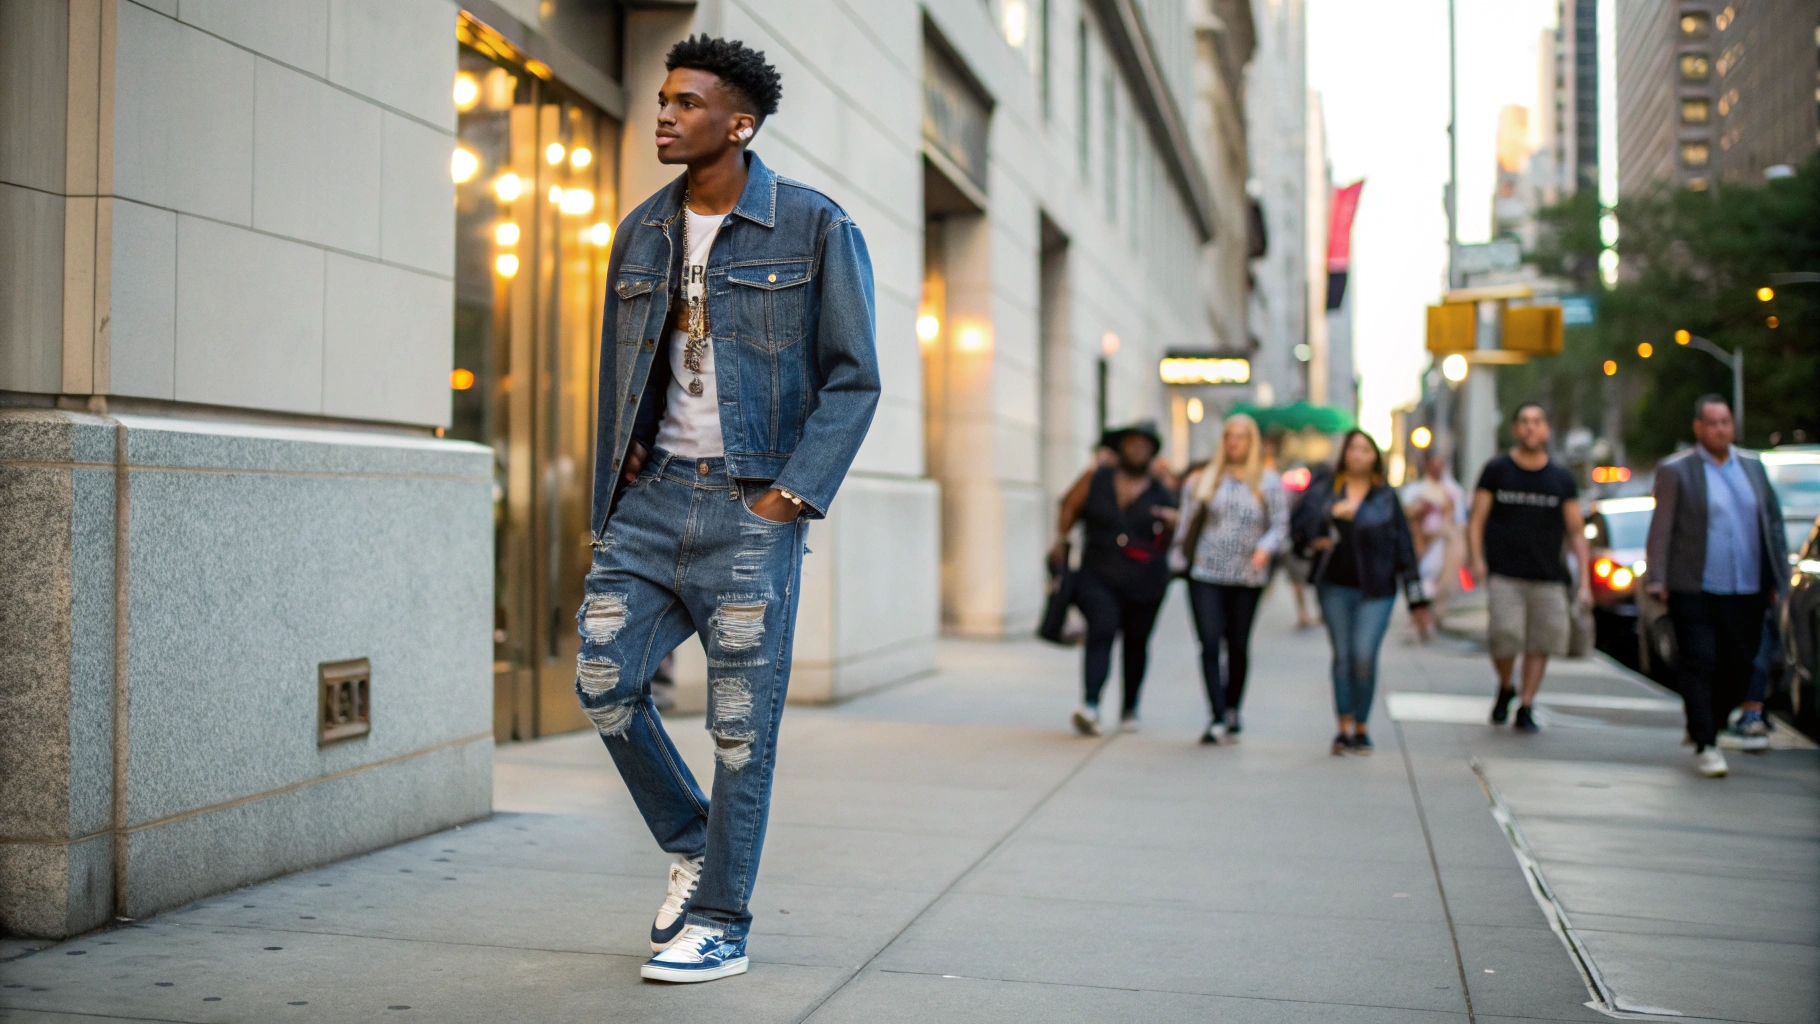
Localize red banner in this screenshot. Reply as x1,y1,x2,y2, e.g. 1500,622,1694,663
1326,180,1364,273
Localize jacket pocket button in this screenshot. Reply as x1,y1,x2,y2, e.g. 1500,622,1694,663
626,395,636,405
767,273,777,283
643,338,654,350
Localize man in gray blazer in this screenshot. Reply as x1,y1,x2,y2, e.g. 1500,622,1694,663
1646,395,1788,778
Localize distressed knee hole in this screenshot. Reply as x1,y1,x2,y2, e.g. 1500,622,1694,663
712,733,754,770
586,703,635,738
576,656,620,695
579,593,628,644
712,676,753,726
712,601,767,652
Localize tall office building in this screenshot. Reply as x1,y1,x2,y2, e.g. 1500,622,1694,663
1619,0,1820,195
1244,0,1307,407
1,0,1255,937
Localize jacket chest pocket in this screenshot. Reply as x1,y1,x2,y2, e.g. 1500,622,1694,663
726,261,811,352
615,275,662,345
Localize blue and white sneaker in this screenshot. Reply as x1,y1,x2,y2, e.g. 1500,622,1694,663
649,854,703,952
639,924,748,983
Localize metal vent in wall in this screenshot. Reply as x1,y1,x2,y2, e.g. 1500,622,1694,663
319,659,371,745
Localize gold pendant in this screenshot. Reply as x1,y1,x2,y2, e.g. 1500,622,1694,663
687,377,703,397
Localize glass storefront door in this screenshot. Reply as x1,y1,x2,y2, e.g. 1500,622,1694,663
452,16,620,741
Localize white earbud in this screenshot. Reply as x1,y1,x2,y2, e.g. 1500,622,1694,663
738,127,754,140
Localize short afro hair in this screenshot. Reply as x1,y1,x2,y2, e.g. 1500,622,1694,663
665,35,782,125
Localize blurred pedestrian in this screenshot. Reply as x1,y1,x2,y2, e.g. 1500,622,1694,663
1264,433,1320,629
1400,448,1466,638
1176,414,1288,743
1468,403,1591,734
1052,421,1179,736
1645,395,1788,778
1293,430,1432,755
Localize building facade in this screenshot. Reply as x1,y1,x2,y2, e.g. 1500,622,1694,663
1243,0,1306,408
1618,0,1820,196
1,0,1252,938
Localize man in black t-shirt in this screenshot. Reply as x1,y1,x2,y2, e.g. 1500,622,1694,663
1468,403,1592,732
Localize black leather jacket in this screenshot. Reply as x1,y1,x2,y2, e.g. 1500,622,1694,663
1291,472,1429,607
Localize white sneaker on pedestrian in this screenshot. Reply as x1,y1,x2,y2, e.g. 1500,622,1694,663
1118,713,1140,734
650,854,703,951
1695,748,1729,778
1071,705,1102,737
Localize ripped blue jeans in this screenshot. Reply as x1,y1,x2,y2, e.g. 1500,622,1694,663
575,447,806,941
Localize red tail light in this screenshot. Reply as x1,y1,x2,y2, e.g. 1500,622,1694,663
1282,467,1312,492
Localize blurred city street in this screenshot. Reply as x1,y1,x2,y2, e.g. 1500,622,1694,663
4,586,1814,1024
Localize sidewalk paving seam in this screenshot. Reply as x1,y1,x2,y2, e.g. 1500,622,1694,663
790,732,1119,1023
0,1009,193,1024
1395,719,1479,1024
870,966,1476,1017
934,886,1462,927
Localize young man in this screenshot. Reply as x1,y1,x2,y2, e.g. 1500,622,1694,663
1469,403,1591,732
575,37,878,982
1645,396,1787,777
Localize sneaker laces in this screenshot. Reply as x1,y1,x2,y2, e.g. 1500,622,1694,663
660,858,702,919
658,924,721,962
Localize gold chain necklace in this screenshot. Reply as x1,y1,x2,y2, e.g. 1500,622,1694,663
679,191,708,397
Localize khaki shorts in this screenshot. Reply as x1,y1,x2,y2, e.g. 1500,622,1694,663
1487,574,1570,658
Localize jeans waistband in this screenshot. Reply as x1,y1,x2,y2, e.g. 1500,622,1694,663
647,446,734,488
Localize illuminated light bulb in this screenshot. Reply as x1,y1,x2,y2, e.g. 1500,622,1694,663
558,187,594,215
453,72,480,112
548,185,564,204
915,315,940,342
1637,342,1654,358
450,368,476,390
483,67,515,109
571,147,593,169
1442,353,1469,382
495,253,519,278
1411,426,1433,449
1002,0,1029,47
1611,567,1633,588
957,326,987,353
1757,287,1774,302
588,222,612,247
545,142,565,165
450,147,479,183
1767,315,1780,328
1101,331,1120,355
1185,397,1204,424
1602,360,1617,375
494,173,523,202
494,221,520,246
1675,329,1691,345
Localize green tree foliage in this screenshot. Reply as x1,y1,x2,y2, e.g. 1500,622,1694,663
1507,159,1819,460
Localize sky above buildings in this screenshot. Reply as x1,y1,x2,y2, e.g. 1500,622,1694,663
1307,0,1558,445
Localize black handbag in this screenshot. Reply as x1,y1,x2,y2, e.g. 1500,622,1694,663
1037,542,1078,645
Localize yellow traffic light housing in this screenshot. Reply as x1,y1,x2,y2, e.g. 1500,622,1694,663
1425,303,1477,352
1502,305,1564,355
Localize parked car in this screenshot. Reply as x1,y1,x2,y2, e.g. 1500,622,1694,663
1585,496,1654,670
1779,515,1820,737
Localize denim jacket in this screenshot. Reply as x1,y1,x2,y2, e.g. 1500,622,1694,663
590,152,880,538
1291,472,1429,607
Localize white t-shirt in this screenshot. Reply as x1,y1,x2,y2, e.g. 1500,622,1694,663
655,208,726,457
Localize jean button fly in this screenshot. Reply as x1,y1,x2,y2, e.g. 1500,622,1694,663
698,461,709,475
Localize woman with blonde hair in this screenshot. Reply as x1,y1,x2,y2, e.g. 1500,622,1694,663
1177,413,1288,744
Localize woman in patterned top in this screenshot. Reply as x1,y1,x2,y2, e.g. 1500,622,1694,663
1177,414,1288,744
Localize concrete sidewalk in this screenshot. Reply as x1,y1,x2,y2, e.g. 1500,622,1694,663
3,587,1815,1023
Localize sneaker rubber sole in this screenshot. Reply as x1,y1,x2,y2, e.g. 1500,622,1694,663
640,956,750,983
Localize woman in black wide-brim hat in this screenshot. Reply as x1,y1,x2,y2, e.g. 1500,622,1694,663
1049,421,1179,735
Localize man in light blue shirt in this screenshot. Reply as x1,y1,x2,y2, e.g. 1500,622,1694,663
1646,395,1788,777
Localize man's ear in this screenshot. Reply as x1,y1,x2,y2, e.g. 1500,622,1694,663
732,113,756,142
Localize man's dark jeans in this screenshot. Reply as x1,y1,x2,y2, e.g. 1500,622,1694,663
1669,591,1768,748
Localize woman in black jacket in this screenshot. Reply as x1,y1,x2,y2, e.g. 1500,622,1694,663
1292,430,1432,755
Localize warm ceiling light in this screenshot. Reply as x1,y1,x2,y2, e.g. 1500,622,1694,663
915,314,940,342
571,147,593,169
450,368,476,390
494,173,522,202
1101,331,1120,355
559,188,594,215
483,67,515,109
1442,353,1469,382
495,253,519,278
588,222,612,247
450,147,479,183
1757,287,1774,302
494,221,520,246
1185,397,1204,424
453,71,479,112
956,326,987,352
545,142,565,165
1602,359,1617,375
1637,342,1653,358
1411,426,1433,449
548,185,564,204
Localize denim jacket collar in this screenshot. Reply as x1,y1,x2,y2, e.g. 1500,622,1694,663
638,151,779,230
